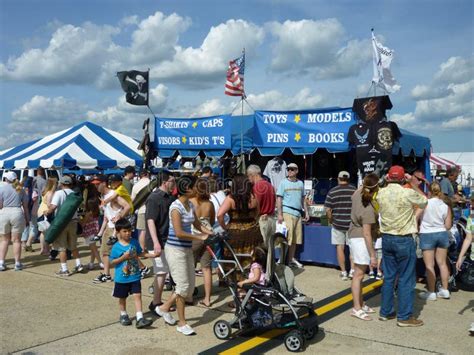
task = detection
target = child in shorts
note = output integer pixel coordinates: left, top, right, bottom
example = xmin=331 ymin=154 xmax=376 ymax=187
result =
xmin=110 ymin=218 xmax=153 ymax=328
xmin=81 ymin=199 xmax=102 ymax=270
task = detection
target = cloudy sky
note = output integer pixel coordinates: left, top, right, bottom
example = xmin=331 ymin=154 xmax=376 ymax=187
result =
xmin=0 ymin=0 xmax=473 ymax=152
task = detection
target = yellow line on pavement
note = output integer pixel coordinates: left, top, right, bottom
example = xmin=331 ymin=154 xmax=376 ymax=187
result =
xmin=219 ymin=280 xmax=383 ymax=355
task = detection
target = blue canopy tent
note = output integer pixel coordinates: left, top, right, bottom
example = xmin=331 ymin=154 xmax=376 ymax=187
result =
xmin=0 ymin=121 xmax=143 ymax=170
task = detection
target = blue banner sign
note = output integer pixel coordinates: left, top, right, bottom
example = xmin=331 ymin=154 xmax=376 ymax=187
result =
xmin=254 ymin=108 xmax=355 ymax=150
xmin=155 ymin=115 xmax=232 ymax=149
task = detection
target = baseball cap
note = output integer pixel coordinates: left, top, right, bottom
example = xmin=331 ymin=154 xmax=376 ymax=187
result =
xmin=387 ymin=165 xmax=405 ymax=181
xmin=287 ymin=163 xmax=298 ymax=169
xmin=4 ymin=171 xmax=17 ymax=182
xmin=59 ymin=175 xmax=73 ymax=185
xmin=108 ymin=174 xmax=122 ymax=183
xmin=91 ymin=174 xmax=107 ymax=185
xmin=338 ymin=171 xmax=350 ymax=179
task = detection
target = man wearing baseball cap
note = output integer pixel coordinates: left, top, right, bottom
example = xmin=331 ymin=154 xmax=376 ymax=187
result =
xmin=376 ymin=165 xmax=428 ymax=327
xmin=324 ymin=171 xmax=356 ymax=280
xmin=46 ymin=175 xmax=83 ymax=277
xmin=276 ymin=162 xmax=309 ymax=268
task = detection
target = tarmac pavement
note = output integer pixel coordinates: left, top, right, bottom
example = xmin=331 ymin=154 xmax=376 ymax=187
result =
xmin=0 ymin=242 xmax=472 ymax=354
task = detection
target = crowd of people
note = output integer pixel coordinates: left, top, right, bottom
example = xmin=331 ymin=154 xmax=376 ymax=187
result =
xmin=0 ymin=163 xmax=472 ymax=334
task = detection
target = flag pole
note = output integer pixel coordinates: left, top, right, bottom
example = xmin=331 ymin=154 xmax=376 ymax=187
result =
xmin=240 ymin=48 xmax=246 ymax=172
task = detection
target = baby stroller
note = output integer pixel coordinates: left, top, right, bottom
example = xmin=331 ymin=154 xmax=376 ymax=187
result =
xmin=206 ymin=232 xmax=318 ymax=352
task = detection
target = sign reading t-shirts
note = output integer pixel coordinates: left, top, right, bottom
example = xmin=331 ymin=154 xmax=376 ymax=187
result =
xmin=254 ymin=108 xmax=355 ymax=150
xmin=155 ymin=115 xmax=232 ymax=149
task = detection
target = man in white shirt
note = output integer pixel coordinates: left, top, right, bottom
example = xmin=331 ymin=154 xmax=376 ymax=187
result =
xmin=47 ymin=176 xmax=83 ymax=277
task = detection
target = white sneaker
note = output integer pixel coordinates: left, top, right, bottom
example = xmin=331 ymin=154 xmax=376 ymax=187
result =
xmin=348 ymin=269 xmax=355 ymax=279
xmin=177 ymin=324 xmax=195 ymax=335
xmin=418 ymin=291 xmax=437 ymax=301
xmin=469 ymin=322 xmax=474 ymax=334
xmin=290 ymin=259 xmax=304 ymax=269
xmin=155 ymin=307 xmax=177 ymax=325
xmin=340 ymin=271 xmax=348 ymax=281
xmin=436 ymin=288 xmax=450 ymax=299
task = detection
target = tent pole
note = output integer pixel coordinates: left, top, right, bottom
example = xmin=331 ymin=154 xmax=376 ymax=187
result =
xmin=240 ymin=97 xmax=246 ymax=172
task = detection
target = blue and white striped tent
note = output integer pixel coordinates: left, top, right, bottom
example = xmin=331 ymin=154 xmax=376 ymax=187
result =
xmin=0 ymin=121 xmax=143 ymax=169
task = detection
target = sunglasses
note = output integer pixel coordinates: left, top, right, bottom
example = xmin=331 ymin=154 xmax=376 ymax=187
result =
xmin=287 ymin=167 xmax=297 ymax=171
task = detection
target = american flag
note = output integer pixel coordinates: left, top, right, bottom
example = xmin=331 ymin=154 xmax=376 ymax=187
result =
xmin=225 ymin=52 xmax=245 ymax=97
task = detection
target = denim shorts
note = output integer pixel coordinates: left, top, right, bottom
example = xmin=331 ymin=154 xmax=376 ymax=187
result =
xmin=419 ymin=231 xmax=449 ymax=250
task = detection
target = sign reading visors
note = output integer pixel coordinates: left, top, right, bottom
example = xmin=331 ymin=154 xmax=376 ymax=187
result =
xmin=155 ymin=115 xmax=231 ymax=149
xmin=254 ymin=109 xmax=355 ymax=150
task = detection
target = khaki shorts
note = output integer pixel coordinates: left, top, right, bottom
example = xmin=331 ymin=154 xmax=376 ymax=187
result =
xmin=259 ymin=215 xmax=276 ymax=247
xmin=53 ymin=220 xmax=78 ymax=252
xmin=0 ymin=207 xmax=26 ymax=236
xmin=283 ymin=213 xmax=302 ymax=245
xmin=331 ymin=228 xmax=348 ymax=245
xmin=100 ymin=227 xmax=115 ymax=256
xmin=148 ymin=249 xmax=169 ymax=275
xmin=192 ymin=239 xmax=212 ymax=269
xmin=136 ymin=213 xmax=146 ymax=230
xmin=165 ymin=244 xmax=195 ymax=298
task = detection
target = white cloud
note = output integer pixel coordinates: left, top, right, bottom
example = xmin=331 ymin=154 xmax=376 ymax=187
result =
xmin=398 ymin=55 xmax=474 ymax=132
xmin=267 ymin=19 xmax=370 ymax=79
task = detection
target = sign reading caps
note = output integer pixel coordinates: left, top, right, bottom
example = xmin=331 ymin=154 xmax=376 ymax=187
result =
xmin=155 ymin=115 xmax=231 ymax=149
xmin=254 ymin=108 xmax=355 ymax=151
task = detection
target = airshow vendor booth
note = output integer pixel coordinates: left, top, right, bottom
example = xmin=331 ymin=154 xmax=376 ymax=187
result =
xmin=153 ymin=106 xmax=431 ymax=266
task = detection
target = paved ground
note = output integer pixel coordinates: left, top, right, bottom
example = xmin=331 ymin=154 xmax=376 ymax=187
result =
xmin=1 ymin=242 xmax=473 ymax=354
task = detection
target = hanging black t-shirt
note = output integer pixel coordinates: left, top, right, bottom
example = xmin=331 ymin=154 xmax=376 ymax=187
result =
xmin=347 ymin=123 xmax=373 ymax=149
xmin=352 ymin=95 xmax=393 ymax=123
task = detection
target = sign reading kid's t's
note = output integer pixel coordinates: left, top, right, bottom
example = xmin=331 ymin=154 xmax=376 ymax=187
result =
xmin=254 ymin=109 xmax=355 ymax=150
xmin=155 ymin=115 xmax=231 ymax=149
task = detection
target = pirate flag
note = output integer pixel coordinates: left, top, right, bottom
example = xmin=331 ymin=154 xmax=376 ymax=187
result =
xmin=117 ymin=70 xmax=149 ymax=106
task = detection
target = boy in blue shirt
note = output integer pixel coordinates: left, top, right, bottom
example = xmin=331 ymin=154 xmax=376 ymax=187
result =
xmin=110 ymin=218 xmax=153 ymax=328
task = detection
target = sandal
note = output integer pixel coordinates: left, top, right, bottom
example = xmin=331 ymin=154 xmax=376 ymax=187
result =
xmin=350 ymin=308 xmax=372 ymax=321
xmin=199 ymin=300 xmax=212 ymax=308
xmin=362 ymin=304 xmax=375 ymax=314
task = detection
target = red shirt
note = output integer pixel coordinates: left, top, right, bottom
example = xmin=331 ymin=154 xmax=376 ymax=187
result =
xmin=253 ymin=179 xmax=276 ymax=215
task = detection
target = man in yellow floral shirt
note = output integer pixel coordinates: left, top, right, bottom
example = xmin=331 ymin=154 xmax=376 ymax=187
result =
xmin=376 ymin=166 xmax=427 ymax=327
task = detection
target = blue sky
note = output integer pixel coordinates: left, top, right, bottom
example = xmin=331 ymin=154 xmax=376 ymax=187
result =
xmin=0 ymin=0 xmax=473 ymax=152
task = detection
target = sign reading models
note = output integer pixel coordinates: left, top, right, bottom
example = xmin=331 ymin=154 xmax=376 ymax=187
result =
xmin=155 ymin=115 xmax=232 ymax=149
xmin=254 ymin=108 xmax=355 ymax=151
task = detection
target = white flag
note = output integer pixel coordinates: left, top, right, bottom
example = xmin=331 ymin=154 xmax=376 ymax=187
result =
xmin=372 ymin=31 xmax=400 ymax=93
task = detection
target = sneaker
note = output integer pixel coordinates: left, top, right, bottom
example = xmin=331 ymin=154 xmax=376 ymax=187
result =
xmin=0 ymin=264 xmax=6 ymax=272
xmin=14 ymin=263 xmax=23 ymax=271
xmin=290 ymin=259 xmax=304 ymax=269
xmin=87 ymin=263 xmax=95 ymax=271
xmin=348 ymin=269 xmax=355 ymax=280
xmin=437 ymin=288 xmax=450 ymax=299
xmin=140 ymin=266 xmax=151 ymax=279
xmin=136 ymin=317 xmax=153 ymax=329
xmin=99 ymin=262 xmax=104 ymax=269
xmin=418 ymin=291 xmax=437 ymax=301
xmin=340 ymin=271 xmax=348 ymax=281
xmin=195 ymin=269 xmax=204 ymax=276
xmin=469 ymin=322 xmax=474 ymax=334
xmin=119 ymin=314 xmax=132 ymax=326
xmin=155 ymin=306 xmax=177 ymax=325
xmin=93 ymin=273 xmax=112 ymax=283
xmin=106 ymin=236 xmax=118 ymax=246
xmin=376 ymin=272 xmax=383 ymax=280
xmin=177 ymin=323 xmax=195 ymax=335
xmin=74 ymin=264 xmax=84 ymax=273
xmin=55 ymin=269 xmax=72 ymax=277
xmin=378 ymin=313 xmax=396 ymax=321
xmin=369 ymin=271 xmax=375 ymax=279
xmin=397 ymin=317 xmax=424 ymax=327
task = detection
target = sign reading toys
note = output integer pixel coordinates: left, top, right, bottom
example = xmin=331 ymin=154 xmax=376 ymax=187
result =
xmin=155 ymin=115 xmax=232 ymax=149
xmin=253 ymin=108 xmax=356 ymax=151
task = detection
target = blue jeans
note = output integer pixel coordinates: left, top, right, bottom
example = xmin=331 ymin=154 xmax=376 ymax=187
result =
xmin=380 ymin=234 xmax=416 ymax=321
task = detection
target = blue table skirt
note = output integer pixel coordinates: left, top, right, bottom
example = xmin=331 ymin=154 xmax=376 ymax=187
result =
xmin=296 ymin=224 xmax=338 ymax=266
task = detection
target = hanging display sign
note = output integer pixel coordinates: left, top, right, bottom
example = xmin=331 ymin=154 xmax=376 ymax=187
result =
xmin=254 ymin=108 xmax=356 ymax=150
xmin=155 ymin=115 xmax=232 ymax=149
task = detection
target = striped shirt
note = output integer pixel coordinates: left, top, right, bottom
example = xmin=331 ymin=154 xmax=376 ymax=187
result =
xmin=166 ymin=199 xmax=195 ymax=248
xmin=324 ymin=184 xmax=356 ymax=231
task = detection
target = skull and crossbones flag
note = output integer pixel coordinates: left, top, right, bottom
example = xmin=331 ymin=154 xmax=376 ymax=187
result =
xmin=117 ymin=70 xmax=149 ymax=106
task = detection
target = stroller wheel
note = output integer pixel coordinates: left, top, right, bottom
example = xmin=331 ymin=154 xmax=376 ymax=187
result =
xmin=214 ymin=320 xmax=232 ymax=340
xmin=303 ymin=325 xmax=318 ymax=340
xmin=284 ymin=330 xmax=305 ymax=352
